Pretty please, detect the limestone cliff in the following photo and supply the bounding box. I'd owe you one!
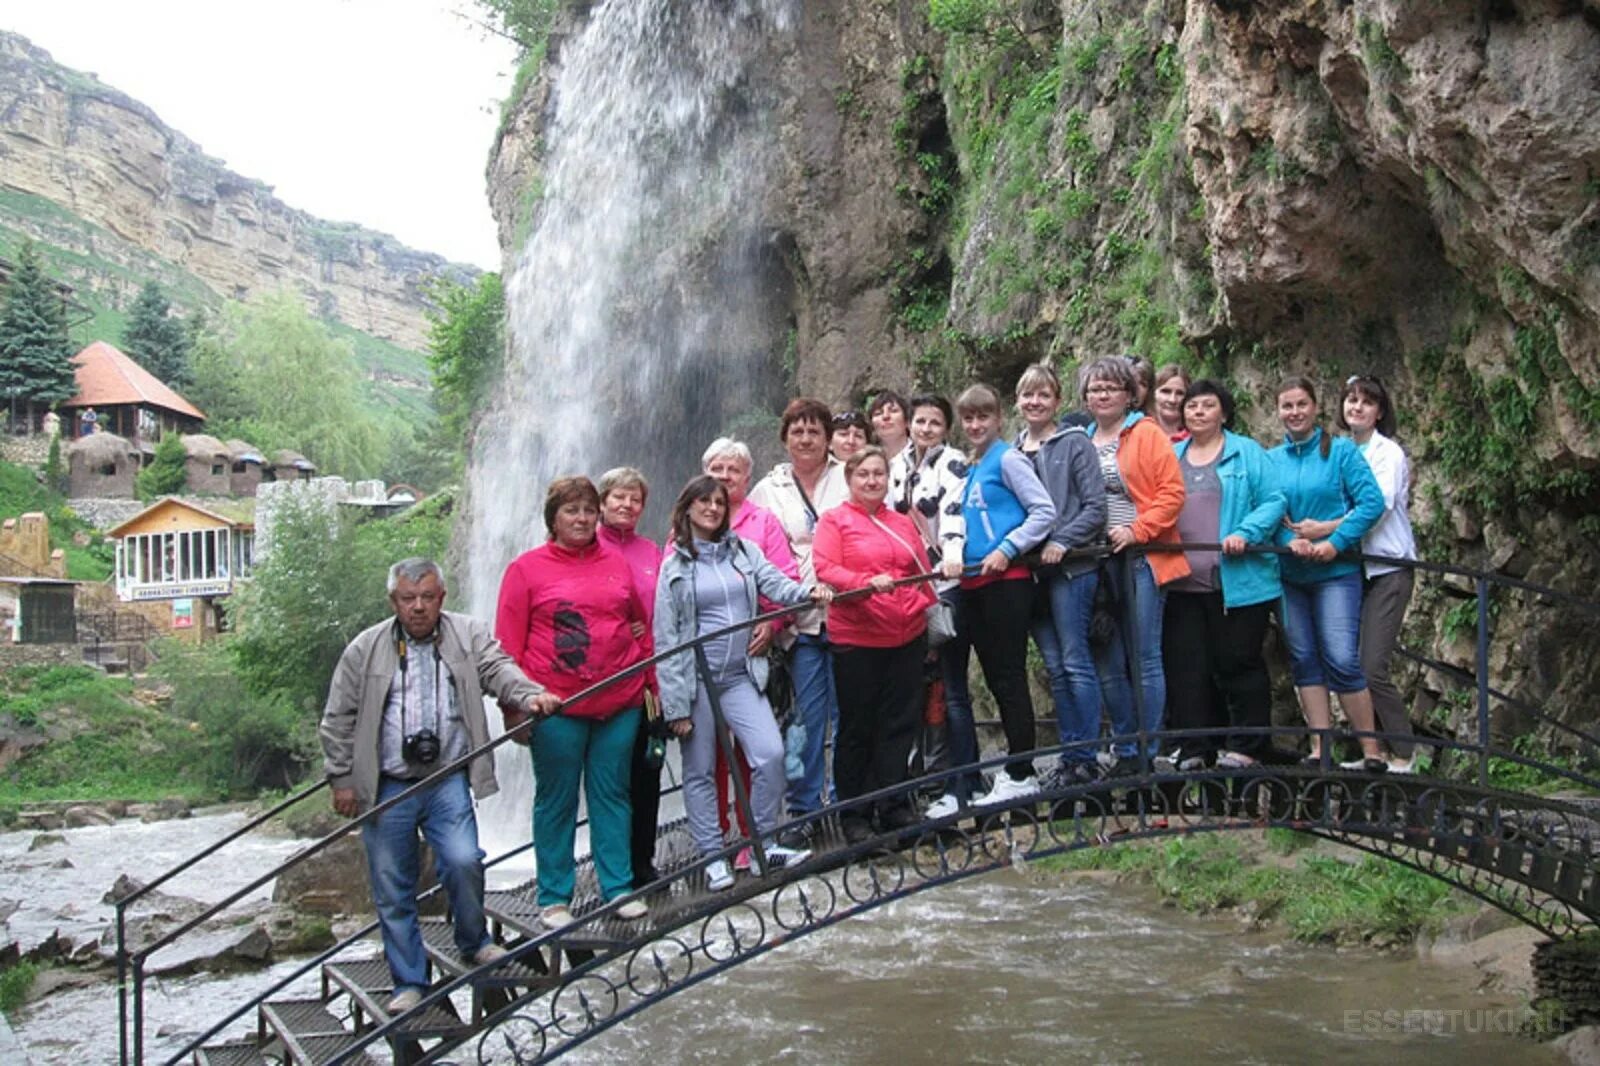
[488,0,1600,732]
[0,30,475,353]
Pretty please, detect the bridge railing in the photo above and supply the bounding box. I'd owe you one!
[115,540,1600,1065]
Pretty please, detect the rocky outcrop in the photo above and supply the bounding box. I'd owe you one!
[487,0,1600,729]
[0,31,476,351]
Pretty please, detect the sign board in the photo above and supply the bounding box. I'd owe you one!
[126,580,230,602]
[172,599,195,629]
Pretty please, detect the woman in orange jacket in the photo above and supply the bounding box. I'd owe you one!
[1082,357,1188,765]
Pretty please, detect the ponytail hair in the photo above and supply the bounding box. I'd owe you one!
[1277,375,1330,458]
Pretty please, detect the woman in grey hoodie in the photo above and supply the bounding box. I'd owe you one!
[655,476,832,891]
[1015,363,1108,785]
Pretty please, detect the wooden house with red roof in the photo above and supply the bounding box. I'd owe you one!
[58,341,206,448]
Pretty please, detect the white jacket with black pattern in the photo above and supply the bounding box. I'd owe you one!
[889,442,968,591]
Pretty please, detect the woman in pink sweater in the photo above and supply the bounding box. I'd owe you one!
[495,476,651,929]
[814,447,937,842]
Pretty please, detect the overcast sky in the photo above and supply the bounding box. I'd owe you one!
[5,0,519,269]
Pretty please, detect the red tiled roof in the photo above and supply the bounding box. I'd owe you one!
[60,341,206,420]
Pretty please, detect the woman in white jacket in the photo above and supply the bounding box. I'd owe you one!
[1339,375,1420,773]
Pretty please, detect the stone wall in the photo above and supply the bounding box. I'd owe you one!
[0,643,80,669]
[0,432,52,466]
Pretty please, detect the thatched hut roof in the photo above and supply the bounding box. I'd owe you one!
[67,432,136,464]
[181,434,230,460]
[271,449,316,472]
[225,439,265,464]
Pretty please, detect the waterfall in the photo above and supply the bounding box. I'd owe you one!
[464,0,799,847]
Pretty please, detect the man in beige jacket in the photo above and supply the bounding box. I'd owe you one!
[320,557,559,1013]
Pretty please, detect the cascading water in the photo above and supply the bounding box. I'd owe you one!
[464,0,799,844]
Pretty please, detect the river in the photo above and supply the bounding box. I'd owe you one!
[1,811,1556,1064]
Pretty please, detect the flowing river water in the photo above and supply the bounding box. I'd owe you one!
[1,811,1556,1063]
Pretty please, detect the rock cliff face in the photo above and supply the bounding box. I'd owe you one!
[488,0,1600,731]
[0,31,474,351]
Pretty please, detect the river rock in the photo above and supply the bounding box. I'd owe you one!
[63,805,114,828]
[1556,1026,1600,1065]
[17,809,63,831]
[0,898,18,923]
[26,967,103,1001]
[27,832,65,851]
[146,919,274,977]
[271,833,385,917]
[140,798,192,823]
[103,873,145,904]
[103,799,129,819]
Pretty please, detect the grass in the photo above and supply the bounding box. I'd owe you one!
[0,961,39,1018]
[1040,831,1468,945]
[0,664,216,806]
[0,459,114,580]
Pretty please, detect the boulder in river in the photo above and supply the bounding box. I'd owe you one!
[64,805,115,828]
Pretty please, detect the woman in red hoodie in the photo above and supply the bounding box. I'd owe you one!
[495,476,651,930]
[813,446,937,841]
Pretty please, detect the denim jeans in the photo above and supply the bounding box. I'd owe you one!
[785,631,839,816]
[1281,572,1367,693]
[529,708,640,906]
[1095,556,1166,759]
[1030,568,1103,767]
[362,772,489,993]
[939,589,979,800]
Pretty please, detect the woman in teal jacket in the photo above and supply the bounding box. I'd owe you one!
[1270,377,1386,769]
[1162,380,1286,768]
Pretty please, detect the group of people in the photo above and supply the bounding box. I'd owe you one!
[320,357,1420,1012]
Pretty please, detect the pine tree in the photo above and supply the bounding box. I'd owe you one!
[122,281,191,386]
[0,241,76,422]
[135,431,189,500]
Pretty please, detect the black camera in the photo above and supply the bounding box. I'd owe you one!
[403,729,441,765]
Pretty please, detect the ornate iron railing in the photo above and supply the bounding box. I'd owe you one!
[112,540,1600,1064]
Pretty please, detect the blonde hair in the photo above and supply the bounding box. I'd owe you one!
[1015,362,1062,400]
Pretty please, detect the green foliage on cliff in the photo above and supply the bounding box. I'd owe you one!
[425,273,506,453]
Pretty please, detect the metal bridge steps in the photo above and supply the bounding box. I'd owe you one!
[419,918,555,991]
[321,956,474,1041]
[192,1040,269,1066]
[258,998,376,1065]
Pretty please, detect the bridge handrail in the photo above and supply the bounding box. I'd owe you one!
[117,539,1598,1064]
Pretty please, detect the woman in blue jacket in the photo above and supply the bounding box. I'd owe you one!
[1270,377,1386,770]
[1162,380,1285,769]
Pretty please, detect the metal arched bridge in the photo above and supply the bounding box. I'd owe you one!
[111,544,1600,1065]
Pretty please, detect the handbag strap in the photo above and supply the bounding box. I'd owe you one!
[866,512,930,574]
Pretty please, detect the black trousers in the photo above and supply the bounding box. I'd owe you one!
[832,636,928,818]
[1161,592,1273,758]
[961,577,1038,781]
[629,719,663,889]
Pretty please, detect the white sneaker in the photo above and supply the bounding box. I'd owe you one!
[615,898,649,921]
[705,859,734,891]
[924,793,959,819]
[1387,756,1415,774]
[763,844,812,870]
[539,904,574,930]
[973,774,1040,808]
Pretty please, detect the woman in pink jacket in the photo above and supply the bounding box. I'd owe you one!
[495,476,651,930]
[814,447,937,842]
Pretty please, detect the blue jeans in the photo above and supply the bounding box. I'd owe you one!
[1030,568,1103,767]
[786,631,839,816]
[939,590,979,800]
[1095,557,1166,759]
[362,772,489,993]
[1281,573,1367,693]
[529,708,640,906]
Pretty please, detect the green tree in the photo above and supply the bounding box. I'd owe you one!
[135,431,188,499]
[425,273,505,448]
[232,492,451,711]
[185,291,384,477]
[0,241,76,422]
[471,0,562,52]
[121,281,192,387]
